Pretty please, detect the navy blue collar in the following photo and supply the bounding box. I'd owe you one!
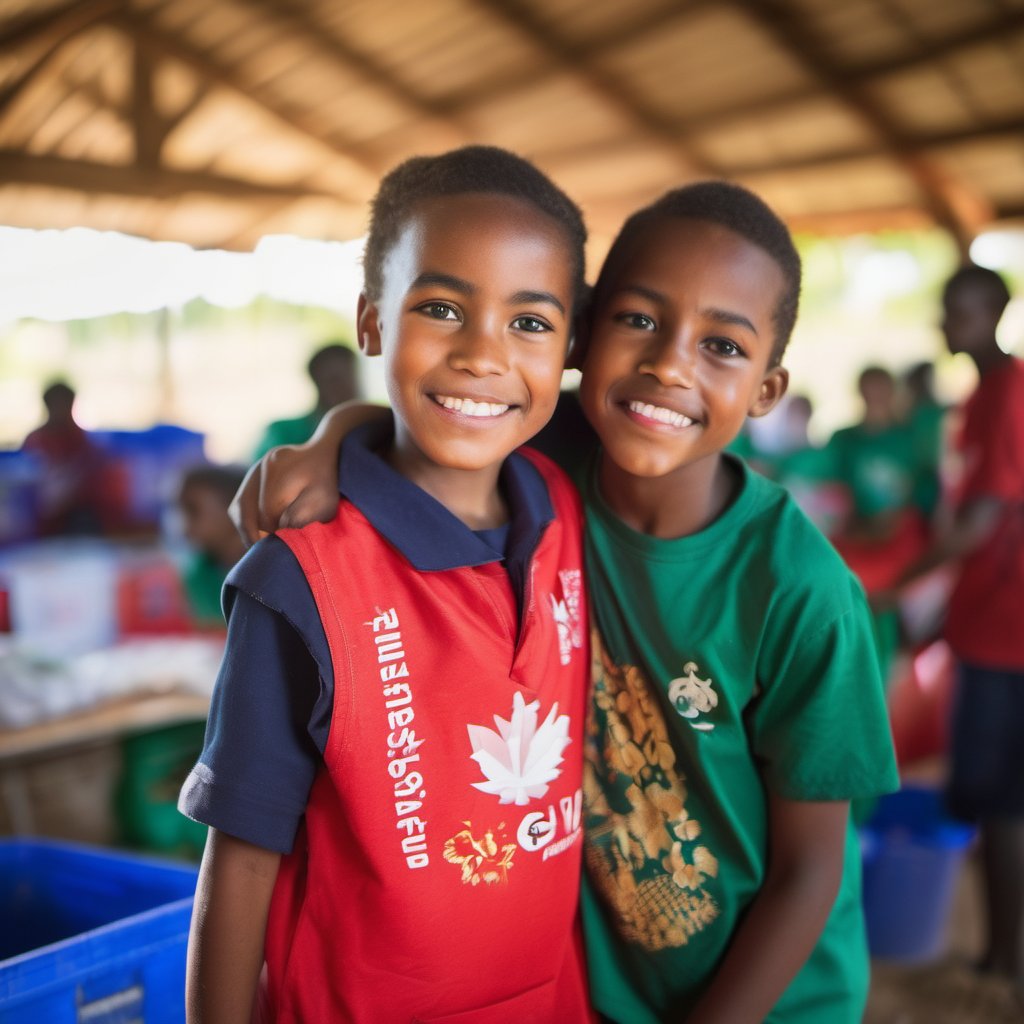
[338,420,554,573]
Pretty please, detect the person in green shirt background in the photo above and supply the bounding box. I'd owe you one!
[232,181,898,1024]
[902,360,947,518]
[826,365,940,679]
[177,464,247,629]
[252,342,360,459]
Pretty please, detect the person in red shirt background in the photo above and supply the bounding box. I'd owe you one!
[20,380,107,535]
[891,264,1023,1002]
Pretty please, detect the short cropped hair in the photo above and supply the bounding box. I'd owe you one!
[595,182,802,363]
[180,464,248,507]
[858,364,893,390]
[363,145,587,309]
[42,380,75,408]
[307,342,355,379]
[943,264,1011,311]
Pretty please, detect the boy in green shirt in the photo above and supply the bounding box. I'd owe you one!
[235,182,897,1023]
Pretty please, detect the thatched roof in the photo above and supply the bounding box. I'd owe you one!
[1,0,1021,255]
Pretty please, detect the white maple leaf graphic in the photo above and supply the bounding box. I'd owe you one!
[467,692,572,805]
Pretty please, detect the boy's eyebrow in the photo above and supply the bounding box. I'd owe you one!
[613,284,667,306]
[411,271,475,294]
[508,290,566,315]
[611,285,759,335]
[704,307,758,335]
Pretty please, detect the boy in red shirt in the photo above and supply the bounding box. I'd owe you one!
[897,265,1024,1000]
[179,147,594,1023]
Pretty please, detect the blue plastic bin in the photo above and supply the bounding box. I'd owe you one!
[0,839,197,1023]
[860,784,975,963]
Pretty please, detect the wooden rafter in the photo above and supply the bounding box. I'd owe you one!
[132,38,163,166]
[0,0,126,120]
[471,0,719,176]
[242,0,468,148]
[102,8,382,191]
[0,149,339,200]
[0,0,122,57]
[448,5,1024,153]
[675,6,1024,137]
[710,113,1024,176]
[0,30,74,120]
[729,0,987,249]
[434,1,711,114]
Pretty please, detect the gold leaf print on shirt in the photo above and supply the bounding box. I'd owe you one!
[584,629,719,950]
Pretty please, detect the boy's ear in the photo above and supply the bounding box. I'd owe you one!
[356,292,382,357]
[748,365,789,419]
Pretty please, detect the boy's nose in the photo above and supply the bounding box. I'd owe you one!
[639,339,696,389]
[448,323,510,376]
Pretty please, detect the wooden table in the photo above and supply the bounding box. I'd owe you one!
[0,691,210,835]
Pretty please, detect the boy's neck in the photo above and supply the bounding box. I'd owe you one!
[971,341,1010,377]
[385,446,509,531]
[597,451,739,540]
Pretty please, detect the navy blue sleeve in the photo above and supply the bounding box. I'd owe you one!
[178,536,335,853]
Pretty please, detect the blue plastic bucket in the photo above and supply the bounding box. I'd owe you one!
[860,784,976,962]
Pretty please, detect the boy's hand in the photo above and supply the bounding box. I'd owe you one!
[230,443,339,546]
[230,402,391,546]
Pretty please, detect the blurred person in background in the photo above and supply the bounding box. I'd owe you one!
[177,464,248,629]
[902,360,947,518]
[20,379,107,536]
[887,265,1024,1004]
[827,366,935,680]
[768,395,847,539]
[828,366,923,542]
[252,343,360,459]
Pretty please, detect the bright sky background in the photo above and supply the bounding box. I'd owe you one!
[0,223,1021,324]
[0,228,367,325]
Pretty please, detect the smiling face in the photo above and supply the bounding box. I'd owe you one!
[579,217,788,485]
[358,193,574,491]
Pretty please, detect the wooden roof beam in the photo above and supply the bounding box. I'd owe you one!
[729,0,982,253]
[439,5,1024,133]
[714,113,1024,176]
[132,39,164,167]
[473,0,717,175]
[102,9,383,191]
[433,2,712,114]
[0,0,123,57]
[667,8,1024,138]
[0,149,339,201]
[0,0,127,121]
[536,112,1024,180]
[0,30,76,120]
[242,0,468,144]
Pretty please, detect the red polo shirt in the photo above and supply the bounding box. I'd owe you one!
[944,357,1024,670]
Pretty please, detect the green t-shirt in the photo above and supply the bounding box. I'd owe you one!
[826,422,922,518]
[577,453,898,1024]
[907,401,946,515]
[182,551,229,628]
[252,409,321,460]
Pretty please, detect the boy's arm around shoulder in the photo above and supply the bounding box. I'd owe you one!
[231,401,389,545]
[186,828,280,1024]
[683,795,850,1024]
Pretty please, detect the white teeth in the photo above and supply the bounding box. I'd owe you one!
[436,395,510,417]
[628,400,693,428]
